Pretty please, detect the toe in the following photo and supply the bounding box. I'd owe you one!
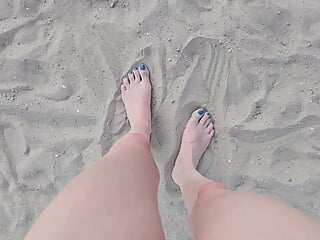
[206,122,214,134]
[121,84,126,93]
[204,112,212,127]
[209,128,215,137]
[190,108,205,123]
[128,71,134,83]
[122,76,130,88]
[199,112,210,126]
[133,66,141,81]
[139,64,150,83]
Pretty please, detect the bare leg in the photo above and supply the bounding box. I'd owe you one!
[25,65,165,240]
[172,109,225,213]
[172,109,320,240]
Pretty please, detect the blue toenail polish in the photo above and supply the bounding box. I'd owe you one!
[140,64,146,70]
[133,67,138,71]
[129,71,133,75]
[198,109,204,115]
[206,112,211,117]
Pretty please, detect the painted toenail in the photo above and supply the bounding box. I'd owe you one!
[206,112,211,117]
[133,67,138,71]
[198,109,204,115]
[129,71,133,75]
[121,76,126,79]
[140,64,146,70]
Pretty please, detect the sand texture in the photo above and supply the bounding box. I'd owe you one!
[1,0,320,239]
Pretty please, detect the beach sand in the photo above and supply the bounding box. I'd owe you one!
[1,0,320,239]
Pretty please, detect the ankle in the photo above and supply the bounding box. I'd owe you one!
[132,116,151,128]
[172,160,196,186]
[129,128,151,141]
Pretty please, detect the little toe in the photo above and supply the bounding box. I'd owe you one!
[121,84,126,93]
[122,76,130,88]
[128,71,135,83]
[190,108,205,123]
[139,64,150,83]
[209,128,215,137]
[133,67,141,81]
[199,112,210,126]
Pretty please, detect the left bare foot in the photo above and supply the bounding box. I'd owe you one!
[121,64,152,138]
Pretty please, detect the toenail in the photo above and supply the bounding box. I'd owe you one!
[121,76,126,79]
[197,109,204,115]
[206,112,211,117]
[140,64,146,70]
[133,67,138,71]
[129,71,133,75]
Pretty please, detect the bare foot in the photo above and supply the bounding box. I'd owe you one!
[121,64,152,138]
[172,109,215,185]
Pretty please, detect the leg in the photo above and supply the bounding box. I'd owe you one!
[172,109,320,240]
[172,109,224,213]
[25,65,165,240]
[191,185,320,240]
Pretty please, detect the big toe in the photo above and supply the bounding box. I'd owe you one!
[190,108,205,124]
[138,64,150,83]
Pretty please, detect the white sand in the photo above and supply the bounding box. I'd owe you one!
[1,0,320,239]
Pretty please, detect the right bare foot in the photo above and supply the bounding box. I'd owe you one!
[172,109,215,185]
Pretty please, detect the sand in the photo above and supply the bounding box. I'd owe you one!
[1,0,320,239]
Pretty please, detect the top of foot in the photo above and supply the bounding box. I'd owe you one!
[172,109,215,184]
[121,64,152,138]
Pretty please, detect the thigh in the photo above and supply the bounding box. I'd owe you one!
[25,134,165,240]
[190,184,320,240]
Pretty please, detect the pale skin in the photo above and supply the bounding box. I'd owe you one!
[25,64,320,240]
